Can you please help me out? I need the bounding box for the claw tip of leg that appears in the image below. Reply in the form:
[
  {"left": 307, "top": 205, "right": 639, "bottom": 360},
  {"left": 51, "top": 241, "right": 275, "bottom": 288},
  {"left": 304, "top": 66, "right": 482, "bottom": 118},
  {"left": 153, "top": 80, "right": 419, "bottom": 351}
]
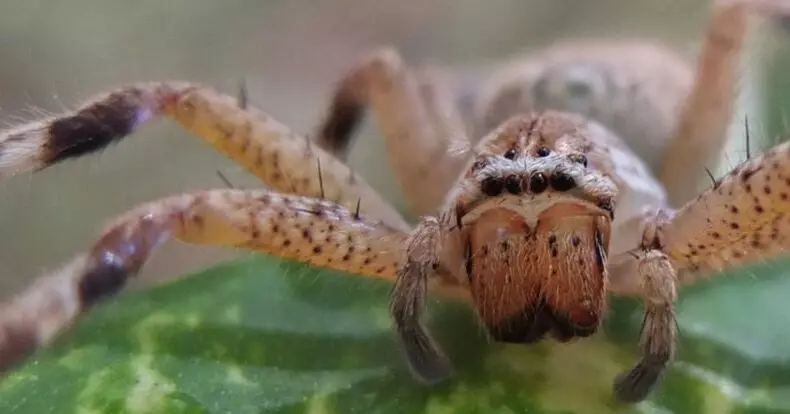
[
  {"left": 407, "top": 352, "right": 454, "bottom": 386},
  {"left": 396, "top": 327, "right": 454, "bottom": 386},
  {"left": 612, "top": 362, "right": 664, "bottom": 404}
]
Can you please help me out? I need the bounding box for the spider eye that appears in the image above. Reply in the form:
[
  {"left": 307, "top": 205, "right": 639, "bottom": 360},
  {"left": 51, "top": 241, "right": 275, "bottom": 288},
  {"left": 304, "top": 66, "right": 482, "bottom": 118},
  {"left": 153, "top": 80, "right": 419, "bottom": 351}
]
[
  {"left": 550, "top": 171, "right": 576, "bottom": 191},
  {"left": 504, "top": 148, "right": 518, "bottom": 160},
  {"left": 569, "top": 154, "right": 587, "bottom": 167},
  {"left": 529, "top": 172, "right": 548, "bottom": 194},
  {"left": 504, "top": 175, "right": 522, "bottom": 194},
  {"left": 536, "top": 147, "right": 551, "bottom": 157},
  {"left": 481, "top": 176, "right": 504, "bottom": 196}
]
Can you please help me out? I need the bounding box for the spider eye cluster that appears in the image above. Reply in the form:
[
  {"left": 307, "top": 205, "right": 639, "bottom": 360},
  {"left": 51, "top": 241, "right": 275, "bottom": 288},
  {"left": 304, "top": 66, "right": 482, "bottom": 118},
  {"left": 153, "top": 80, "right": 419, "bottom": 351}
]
[
  {"left": 478, "top": 148, "right": 589, "bottom": 198},
  {"left": 480, "top": 170, "right": 576, "bottom": 196},
  {"left": 504, "top": 146, "right": 554, "bottom": 159}
]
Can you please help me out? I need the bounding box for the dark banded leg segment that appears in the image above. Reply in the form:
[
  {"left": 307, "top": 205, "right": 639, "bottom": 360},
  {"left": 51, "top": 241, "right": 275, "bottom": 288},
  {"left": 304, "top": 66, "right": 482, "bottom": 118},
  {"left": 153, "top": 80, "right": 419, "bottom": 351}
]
[
  {"left": 314, "top": 48, "right": 471, "bottom": 216},
  {"left": 0, "top": 81, "right": 406, "bottom": 229},
  {"left": 0, "top": 188, "right": 411, "bottom": 373}
]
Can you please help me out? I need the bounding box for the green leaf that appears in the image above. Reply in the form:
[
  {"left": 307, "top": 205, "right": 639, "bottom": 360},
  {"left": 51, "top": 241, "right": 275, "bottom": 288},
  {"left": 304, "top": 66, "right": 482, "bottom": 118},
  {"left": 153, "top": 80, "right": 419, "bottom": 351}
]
[{"left": 1, "top": 253, "right": 790, "bottom": 413}]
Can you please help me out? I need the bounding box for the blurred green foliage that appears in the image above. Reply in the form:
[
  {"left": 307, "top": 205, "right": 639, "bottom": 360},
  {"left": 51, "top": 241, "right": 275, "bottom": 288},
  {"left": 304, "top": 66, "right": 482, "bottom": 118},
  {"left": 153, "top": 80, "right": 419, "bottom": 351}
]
[{"left": 3, "top": 254, "right": 790, "bottom": 413}]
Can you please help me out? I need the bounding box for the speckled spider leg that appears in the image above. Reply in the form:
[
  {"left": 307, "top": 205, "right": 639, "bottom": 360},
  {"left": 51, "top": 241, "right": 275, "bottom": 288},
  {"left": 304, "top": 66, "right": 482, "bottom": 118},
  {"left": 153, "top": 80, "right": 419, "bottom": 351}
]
[
  {"left": 663, "top": 140, "right": 790, "bottom": 281},
  {"left": 314, "top": 48, "right": 471, "bottom": 216},
  {"left": 609, "top": 139, "right": 790, "bottom": 402},
  {"left": 0, "top": 82, "right": 427, "bottom": 371}
]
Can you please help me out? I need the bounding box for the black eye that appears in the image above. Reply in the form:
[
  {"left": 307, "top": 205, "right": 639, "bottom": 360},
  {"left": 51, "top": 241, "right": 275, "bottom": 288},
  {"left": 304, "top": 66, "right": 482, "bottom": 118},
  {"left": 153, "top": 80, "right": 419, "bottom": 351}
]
[
  {"left": 569, "top": 154, "right": 587, "bottom": 167},
  {"left": 504, "top": 148, "right": 518, "bottom": 160},
  {"left": 550, "top": 171, "right": 576, "bottom": 192},
  {"left": 481, "top": 176, "right": 504, "bottom": 196},
  {"left": 504, "top": 175, "right": 521, "bottom": 194},
  {"left": 529, "top": 173, "right": 548, "bottom": 194},
  {"left": 536, "top": 147, "right": 551, "bottom": 157}
]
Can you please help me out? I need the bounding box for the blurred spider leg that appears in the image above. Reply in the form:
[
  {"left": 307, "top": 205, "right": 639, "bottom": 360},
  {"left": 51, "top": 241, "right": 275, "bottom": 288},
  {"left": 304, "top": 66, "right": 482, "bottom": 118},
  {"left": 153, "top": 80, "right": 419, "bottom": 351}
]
[
  {"left": 658, "top": 0, "right": 786, "bottom": 205},
  {"left": 314, "top": 48, "right": 472, "bottom": 216}
]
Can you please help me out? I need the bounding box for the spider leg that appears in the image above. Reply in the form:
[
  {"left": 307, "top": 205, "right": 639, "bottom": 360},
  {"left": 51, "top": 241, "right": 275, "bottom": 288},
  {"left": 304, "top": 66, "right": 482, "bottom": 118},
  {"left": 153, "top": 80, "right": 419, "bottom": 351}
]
[
  {"left": 660, "top": 139, "right": 790, "bottom": 284},
  {"left": 602, "top": 208, "right": 679, "bottom": 403},
  {"left": 608, "top": 137, "right": 790, "bottom": 401},
  {"left": 0, "top": 82, "right": 407, "bottom": 229},
  {"left": 609, "top": 245, "right": 678, "bottom": 403},
  {"left": 390, "top": 216, "right": 453, "bottom": 384},
  {"left": 314, "top": 48, "right": 472, "bottom": 216},
  {"left": 0, "top": 189, "right": 467, "bottom": 373},
  {"left": 658, "top": 0, "right": 790, "bottom": 206}
]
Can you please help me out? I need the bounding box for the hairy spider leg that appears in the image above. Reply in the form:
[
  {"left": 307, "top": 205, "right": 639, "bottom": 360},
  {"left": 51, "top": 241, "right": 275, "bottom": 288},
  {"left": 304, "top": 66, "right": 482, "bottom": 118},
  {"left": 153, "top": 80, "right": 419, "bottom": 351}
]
[{"left": 0, "top": 81, "right": 408, "bottom": 229}]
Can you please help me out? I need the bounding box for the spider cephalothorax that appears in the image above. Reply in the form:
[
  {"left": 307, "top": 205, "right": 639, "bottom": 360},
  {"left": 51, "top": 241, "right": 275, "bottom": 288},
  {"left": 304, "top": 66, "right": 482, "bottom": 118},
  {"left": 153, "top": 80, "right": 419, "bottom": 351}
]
[
  {"left": 451, "top": 115, "right": 618, "bottom": 339},
  {"left": 0, "top": 0, "right": 788, "bottom": 406},
  {"left": 457, "top": 117, "right": 617, "bottom": 343}
]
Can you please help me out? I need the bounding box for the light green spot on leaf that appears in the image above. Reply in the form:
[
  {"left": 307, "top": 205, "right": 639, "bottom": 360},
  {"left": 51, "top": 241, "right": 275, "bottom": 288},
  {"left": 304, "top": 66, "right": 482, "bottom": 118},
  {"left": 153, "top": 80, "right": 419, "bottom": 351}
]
[{"left": 126, "top": 355, "right": 177, "bottom": 413}]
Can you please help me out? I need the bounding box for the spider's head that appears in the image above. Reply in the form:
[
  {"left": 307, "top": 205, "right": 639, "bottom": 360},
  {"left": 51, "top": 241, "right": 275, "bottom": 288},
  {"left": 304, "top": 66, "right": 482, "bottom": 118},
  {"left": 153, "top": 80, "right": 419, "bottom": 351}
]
[{"left": 451, "top": 112, "right": 618, "bottom": 344}]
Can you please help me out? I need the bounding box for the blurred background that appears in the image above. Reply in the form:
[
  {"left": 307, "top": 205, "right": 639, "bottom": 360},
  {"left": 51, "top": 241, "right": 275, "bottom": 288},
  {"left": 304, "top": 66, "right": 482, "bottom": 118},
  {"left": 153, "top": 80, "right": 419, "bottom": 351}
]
[{"left": 0, "top": 0, "right": 788, "bottom": 299}]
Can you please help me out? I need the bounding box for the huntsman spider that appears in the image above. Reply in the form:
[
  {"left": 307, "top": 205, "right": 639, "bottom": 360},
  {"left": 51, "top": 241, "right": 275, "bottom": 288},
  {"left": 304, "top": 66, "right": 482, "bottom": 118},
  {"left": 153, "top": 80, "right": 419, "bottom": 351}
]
[{"left": 0, "top": 0, "right": 787, "bottom": 404}]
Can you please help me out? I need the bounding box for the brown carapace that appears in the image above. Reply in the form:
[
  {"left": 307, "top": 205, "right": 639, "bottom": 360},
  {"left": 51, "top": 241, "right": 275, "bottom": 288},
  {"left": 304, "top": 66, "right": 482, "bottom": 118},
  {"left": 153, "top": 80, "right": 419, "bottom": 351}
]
[{"left": 0, "top": 0, "right": 789, "bottom": 406}]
